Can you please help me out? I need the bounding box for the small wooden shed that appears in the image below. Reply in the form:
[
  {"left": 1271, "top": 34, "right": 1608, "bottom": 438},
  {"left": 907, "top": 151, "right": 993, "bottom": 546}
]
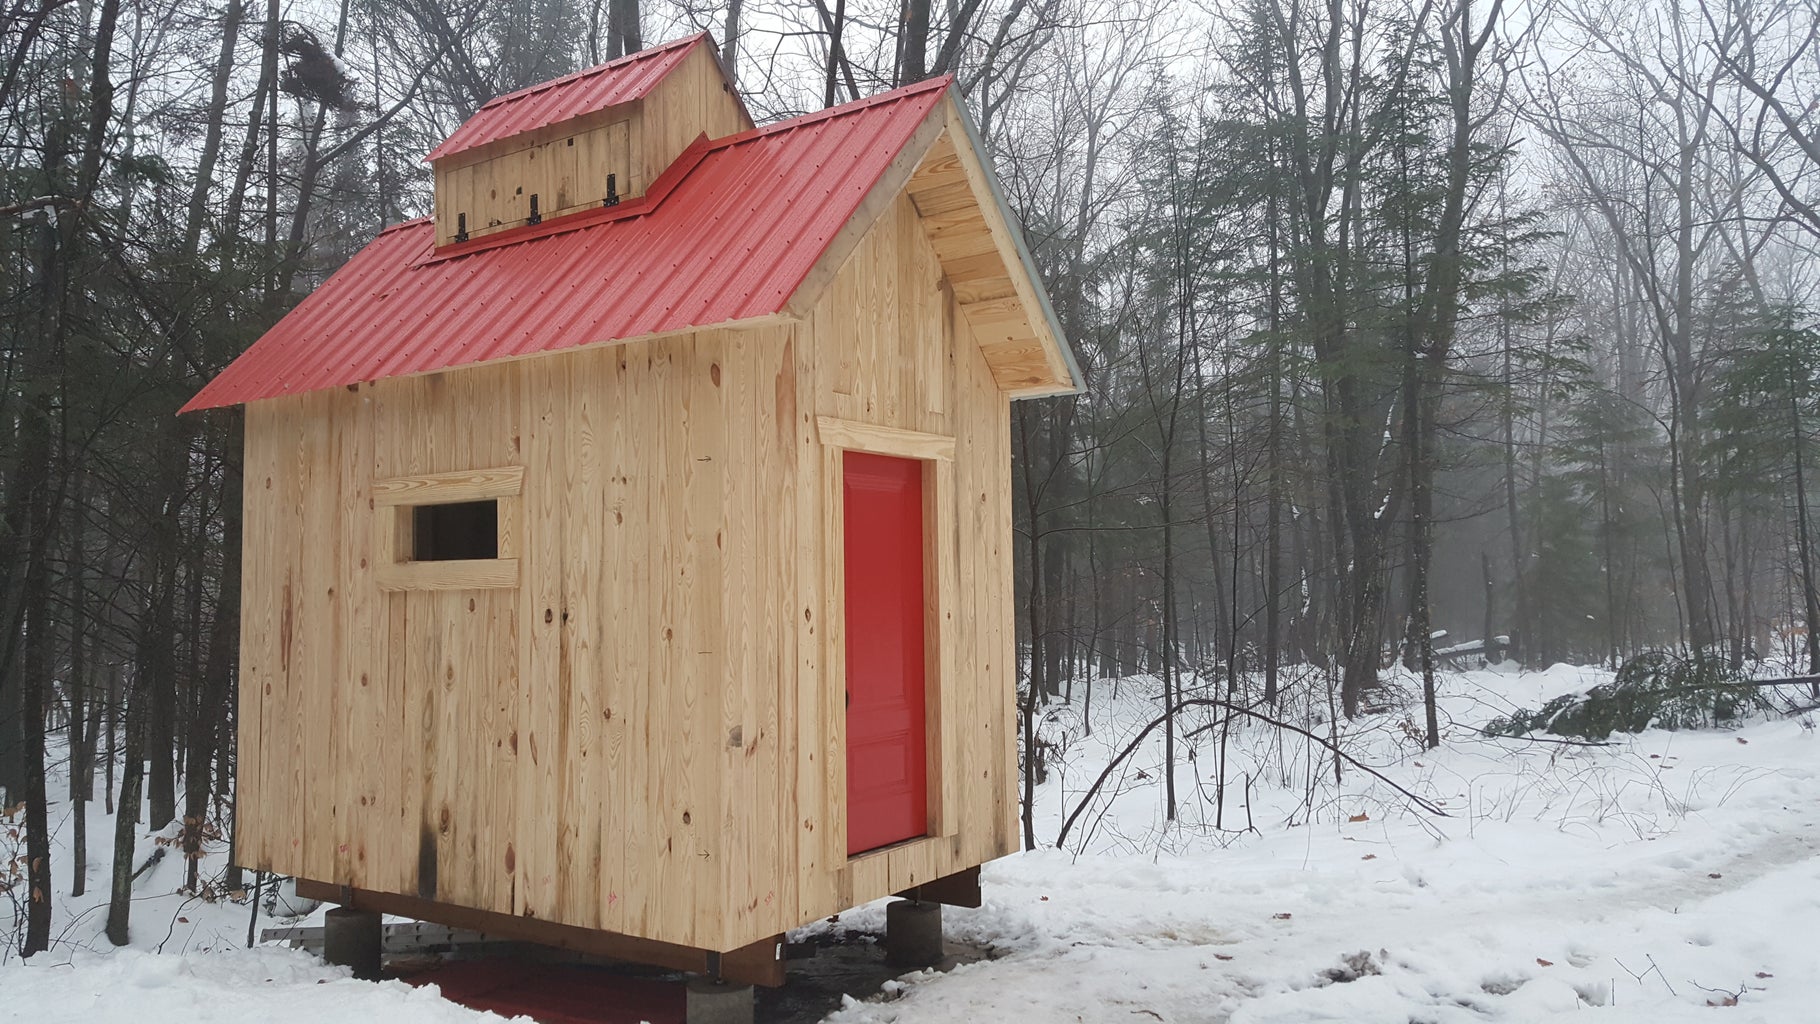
[{"left": 186, "top": 34, "right": 1079, "bottom": 984}]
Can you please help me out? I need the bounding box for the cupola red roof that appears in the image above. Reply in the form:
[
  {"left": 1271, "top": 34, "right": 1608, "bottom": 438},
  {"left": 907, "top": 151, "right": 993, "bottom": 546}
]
[{"left": 425, "top": 34, "right": 712, "bottom": 163}]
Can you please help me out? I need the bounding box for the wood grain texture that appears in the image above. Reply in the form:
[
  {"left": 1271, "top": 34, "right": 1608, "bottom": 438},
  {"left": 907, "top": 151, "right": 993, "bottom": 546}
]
[
  {"left": 430, "top": 41, "right": 751, "bottom": 248},
  {"left": 781, "top": 108, "right": 947, "bottom": 322},
  {"left": 787, "top": 189, "right": 1021, "bottom": 926},
  {"left": 373, "top": 466, "right": 524, "bottom": 505},
  {"left": 235, "top": 175, "right": 1024, "bottom": 957},
  {"left": 814, "top": 417, "right": 955, "bottom": 461},
  {"left": 433, "top": 114, "right": 640, "bottom": 247},
  {"left": 903, "top": 104, "right": 1076, "bottom": 398},
  {"left": 294, "top": 879, "right": 786, "bottom": 987},
  {"left": 374, "top": 558, "right": 520, "bottom": 591},
  {"left": 637, "top": 45, "right": 753, "bottom": 200}
]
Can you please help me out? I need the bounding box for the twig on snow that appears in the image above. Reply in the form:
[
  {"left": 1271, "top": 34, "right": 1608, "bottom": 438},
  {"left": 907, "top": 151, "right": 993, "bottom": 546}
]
[{"left": 1056, "top": 698, "right": 1451, "bottom": 850}]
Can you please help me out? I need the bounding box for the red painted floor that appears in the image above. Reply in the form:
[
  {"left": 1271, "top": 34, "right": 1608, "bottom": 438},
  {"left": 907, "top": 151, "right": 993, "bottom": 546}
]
[{"left": 400, "top": 960, "right": 685, "bottom": 1024}]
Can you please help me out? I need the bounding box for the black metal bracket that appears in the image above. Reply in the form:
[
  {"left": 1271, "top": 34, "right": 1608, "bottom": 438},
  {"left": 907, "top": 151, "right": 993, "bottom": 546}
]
[
  {"left": 527, "top": 194, "right": 542, "bottom": 226},
  {"left": 454, "top": 212, "right": 469, "bottom": 243},
  {"left": 603, "top": 172, "right": 620, "bottom": 207}
]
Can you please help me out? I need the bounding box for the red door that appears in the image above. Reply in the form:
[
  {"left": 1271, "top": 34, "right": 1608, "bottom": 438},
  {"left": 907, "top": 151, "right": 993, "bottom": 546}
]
[{"left": 843, "top": 451, "right": 928, "bottom": 856}]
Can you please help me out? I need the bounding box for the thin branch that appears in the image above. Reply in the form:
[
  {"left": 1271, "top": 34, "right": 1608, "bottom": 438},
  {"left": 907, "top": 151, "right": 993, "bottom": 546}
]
[{"left": 1056, "top": 696, "right": 1450, "bottom": 850}]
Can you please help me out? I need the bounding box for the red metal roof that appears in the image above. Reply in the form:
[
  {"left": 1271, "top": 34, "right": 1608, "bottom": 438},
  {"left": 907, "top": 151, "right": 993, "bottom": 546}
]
[
  {"left": 425, "top": 35, "right": 706, "bottom": 163},
  {"left": 182, "top": 77, "right": 952, "bottom": 413}
]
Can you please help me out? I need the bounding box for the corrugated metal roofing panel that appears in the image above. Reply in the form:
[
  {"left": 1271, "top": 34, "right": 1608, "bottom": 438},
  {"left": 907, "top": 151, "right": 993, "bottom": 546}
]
[
  {"left": 425, "top": 34, "right": 704, "bottom": 163},
  {"left": 182, "top": 77, "right": 951, "bottom": 413}
]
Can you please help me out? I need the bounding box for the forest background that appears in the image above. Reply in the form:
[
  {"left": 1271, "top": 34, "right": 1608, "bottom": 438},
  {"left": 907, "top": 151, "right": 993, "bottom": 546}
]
[{"left": 3, "top": 0, "right": 1819, "bottom": 961}]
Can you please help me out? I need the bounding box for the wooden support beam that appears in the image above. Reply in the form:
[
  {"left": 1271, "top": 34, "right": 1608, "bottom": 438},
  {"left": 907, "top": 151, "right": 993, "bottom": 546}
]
[
  {"left": 294, "top": 879, "right": 787, "bottom": 987},
  {"left": 892, "top": 864, "right": 980, "bottom": 909}
]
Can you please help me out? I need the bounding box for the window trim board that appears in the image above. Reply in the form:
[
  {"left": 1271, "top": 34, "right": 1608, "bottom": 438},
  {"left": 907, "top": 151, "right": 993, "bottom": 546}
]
[{"left": 373, "top": 465, "right": 523, "bottom": 591}]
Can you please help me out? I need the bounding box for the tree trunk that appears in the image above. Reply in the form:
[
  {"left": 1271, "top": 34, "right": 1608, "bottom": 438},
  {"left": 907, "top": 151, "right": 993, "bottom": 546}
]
[
  {"left": 607, "top": 0, "right": 641, "bottom": 58},
  {"left": 1787, "top": 349, "right": 1820, "bottom": 686},
  {"left": 184, "top": 0, "right": 245, "bottom": 252},
  {"left": 1160, "top": 442, "right": 1178, "bottom": 821},
  {"left": 822, "top": 0, "right": 848, "bottom": 107},
  {"left": 20, "top": 554, "right": 52, "bottom": 955},
  {"left": 187, "top": 429, "right": 243, "bottom": 891},
  {"left": 142, "top": 417, "right": 192, "bottom": 832},
  {"left": 11, "top": 0, "right": 124, "bottom": 931},
  {"left": 68, "top": 473, "right": 90, "bottom": 899},
  {"left": 1016, "top": 405, "right": 1043, "bottom": 850},
  {"left": 106, "top": 672, "right": 148, "bottom": 946},
  {"left": 13, "top": 215, "right": 57, "bottom": 949},
  {"left": 898, "top": 0, "right": 930, "bottom": 85},
  {"left": 1407, "top": 372, "right": 1439, "bottom": 747},
  {"left": 1263, "top": 122, "right": 1285, "bottom": 704},
  {"left": 105, "top": 664, "right": 118, "bottom": 815},
  {"left": 721, "top": 0, "right": 743, "bottom": 86},
  {"left": 1481, "top": 550, "right": 1495, "bottom": 660}
]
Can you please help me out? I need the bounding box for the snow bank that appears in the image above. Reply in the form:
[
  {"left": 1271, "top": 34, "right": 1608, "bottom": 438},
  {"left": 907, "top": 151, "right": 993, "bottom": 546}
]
[
  {"left": 6, "top": 664, "right": 1816, "bottom": 1022},
  {"left": 6, "top": 945, "right": 524, "bottom": 1023},
  {"left": 824, "top": 665, "right": 1820, "bottom": 1022}
]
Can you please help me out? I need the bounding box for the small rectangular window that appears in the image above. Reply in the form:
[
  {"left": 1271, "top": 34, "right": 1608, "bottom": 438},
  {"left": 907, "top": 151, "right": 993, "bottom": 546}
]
[
  {"left": 411, "top": 500, "right": 499, "bottom": 561},
  {"left": 373, "top": 467, "right": 520, "bottom": 592}
]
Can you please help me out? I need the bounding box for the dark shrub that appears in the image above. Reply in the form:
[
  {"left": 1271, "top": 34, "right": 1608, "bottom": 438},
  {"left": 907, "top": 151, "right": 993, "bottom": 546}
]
[{"left": 1484, "top": 651, "right": 1770, "bottom": 741}]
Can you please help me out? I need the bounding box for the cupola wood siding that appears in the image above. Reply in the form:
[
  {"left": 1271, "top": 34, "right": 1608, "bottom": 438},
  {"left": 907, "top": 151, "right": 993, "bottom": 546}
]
[{"left": 428, "top": 35, "right": 752, "bottom": 247}]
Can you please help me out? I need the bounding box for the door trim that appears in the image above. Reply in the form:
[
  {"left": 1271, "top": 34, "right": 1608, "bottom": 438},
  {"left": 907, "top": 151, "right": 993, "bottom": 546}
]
[
  {"left": 816, "top": 417, "right": 955, "bottom": 462},
  {"left": 816, "top": 418, "right": 960, "bottom": 865}
]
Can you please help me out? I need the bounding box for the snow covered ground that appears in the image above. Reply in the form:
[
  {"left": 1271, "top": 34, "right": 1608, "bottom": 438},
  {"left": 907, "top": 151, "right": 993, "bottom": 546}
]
[
  {"left": 4, "top": 662, "right": 1817, "bottom": 1023},
  {"left": 0, "top": 750, "right": 512, "bottom": 1023},
  {"left": 825, "top": 664, "right": 1820, "bottom": 1023}
]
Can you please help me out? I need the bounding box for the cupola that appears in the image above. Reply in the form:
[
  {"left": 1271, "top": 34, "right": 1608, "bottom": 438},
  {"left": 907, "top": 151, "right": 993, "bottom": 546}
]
[{"left": 425, "top": 34, "right": 752, "bottom": 248}]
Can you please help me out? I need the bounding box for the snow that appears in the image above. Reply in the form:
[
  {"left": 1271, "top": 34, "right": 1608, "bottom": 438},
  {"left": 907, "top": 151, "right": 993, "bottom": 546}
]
[
  {"left": 822, "top": 664, "right": 1819, "bottom": 1022},
  {"left": 4, "top": 663, "right": 1816, "bottom": 1022},
  {"left": 5, "top": 946, "right": 526, "bottom": 1024},
  {"left": 0, "top": 741, "right": 517, "bottom": 1021}
]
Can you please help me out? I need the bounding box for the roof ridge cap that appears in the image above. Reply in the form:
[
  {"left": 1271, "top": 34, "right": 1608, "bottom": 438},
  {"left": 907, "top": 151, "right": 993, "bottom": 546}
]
[
  {"left": 720, "top": 75, "right": 951, "bottom": 148},
  {"left": 376, "top": 216, "right": 432, "bottom": 237},
  {"left": 475, "top": 33, "right": 707, "bottom": 112}
]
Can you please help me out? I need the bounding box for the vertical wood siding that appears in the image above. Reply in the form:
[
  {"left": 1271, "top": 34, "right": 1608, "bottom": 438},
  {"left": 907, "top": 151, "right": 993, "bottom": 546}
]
[{"left": 237, "top": 190, "right": 1016, "bottom": 953}]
